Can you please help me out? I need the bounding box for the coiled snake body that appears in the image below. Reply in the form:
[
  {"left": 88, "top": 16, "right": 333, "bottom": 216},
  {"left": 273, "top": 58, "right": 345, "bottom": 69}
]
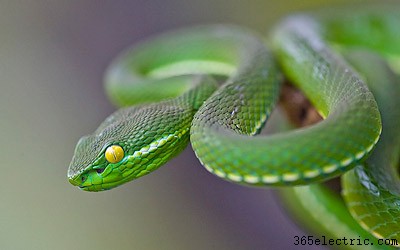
[{"left": 68, "top": 5, "right": 400, "bottom": 248}]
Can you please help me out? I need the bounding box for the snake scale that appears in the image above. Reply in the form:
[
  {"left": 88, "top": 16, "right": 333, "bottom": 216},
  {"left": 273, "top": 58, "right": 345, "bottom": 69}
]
[{"left": 68, "top": 4, "right": 400, "bottom": 248}]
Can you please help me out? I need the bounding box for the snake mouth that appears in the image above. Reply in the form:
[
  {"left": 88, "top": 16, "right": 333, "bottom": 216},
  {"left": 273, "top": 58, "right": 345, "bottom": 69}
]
[
  {"left": 78, "top": 180, "right": 120, "bottom": 192},
  {"left": 78, "top": 184, "right": 108, "bottom": 192},
  {"left": 79, "top": 185, "right": 95, "bottom": 191},
  {"left": 68, "top": 176, "right": 82, "bottom": 186},
  {"left": 67, "top": 174, "right": 101, "bottom": 191}
]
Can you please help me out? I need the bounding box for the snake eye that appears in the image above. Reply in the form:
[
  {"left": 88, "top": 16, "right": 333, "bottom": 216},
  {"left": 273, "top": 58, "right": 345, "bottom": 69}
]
[{"left": 105, "top": 145, "right": 124, "bottom": 163}]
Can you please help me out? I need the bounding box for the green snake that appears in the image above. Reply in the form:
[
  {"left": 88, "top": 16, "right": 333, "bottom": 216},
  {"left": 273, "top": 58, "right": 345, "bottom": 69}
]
[{"left": 68, "top": 4, "right": 400, "bottom": 248}]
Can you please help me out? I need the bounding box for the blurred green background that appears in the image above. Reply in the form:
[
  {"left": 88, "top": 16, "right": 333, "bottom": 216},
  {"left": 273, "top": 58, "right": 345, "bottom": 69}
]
[{"left": 1, "top": 1, "right": 365, "bottom": 249}]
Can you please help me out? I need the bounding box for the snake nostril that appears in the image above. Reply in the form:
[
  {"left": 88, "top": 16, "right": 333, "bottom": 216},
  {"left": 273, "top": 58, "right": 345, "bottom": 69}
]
[
  {"left": 81, "top": 176, "right": 86, "bottom": 182},
  {"left": 96, "top": 168, "right": 105, "bottom": 174}
]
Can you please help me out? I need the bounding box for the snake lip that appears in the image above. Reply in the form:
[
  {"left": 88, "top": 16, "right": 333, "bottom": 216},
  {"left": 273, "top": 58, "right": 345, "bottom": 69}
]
[
  {"left": 78, "top": 183, "right": 110, "bottom": 192},
  {"left": 68, "top": 176, "right": 81, "bottom": 186},
  {"left": 78, "top": 185, "right": 94, "bottom": 191}
]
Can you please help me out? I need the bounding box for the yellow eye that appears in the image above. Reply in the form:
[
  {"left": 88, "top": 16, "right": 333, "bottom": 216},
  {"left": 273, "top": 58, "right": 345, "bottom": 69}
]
[{"left": 105, "top": 145, "right": 124, "bottom": 163}]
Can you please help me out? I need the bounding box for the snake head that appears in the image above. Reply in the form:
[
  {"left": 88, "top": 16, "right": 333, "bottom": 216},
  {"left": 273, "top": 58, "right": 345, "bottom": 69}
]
[
  {"left": 67, "top": 134, "right": 126, "bottom": 191},
  {"left": 68, "top": 103, "right": 192, "bottom": 191}
]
